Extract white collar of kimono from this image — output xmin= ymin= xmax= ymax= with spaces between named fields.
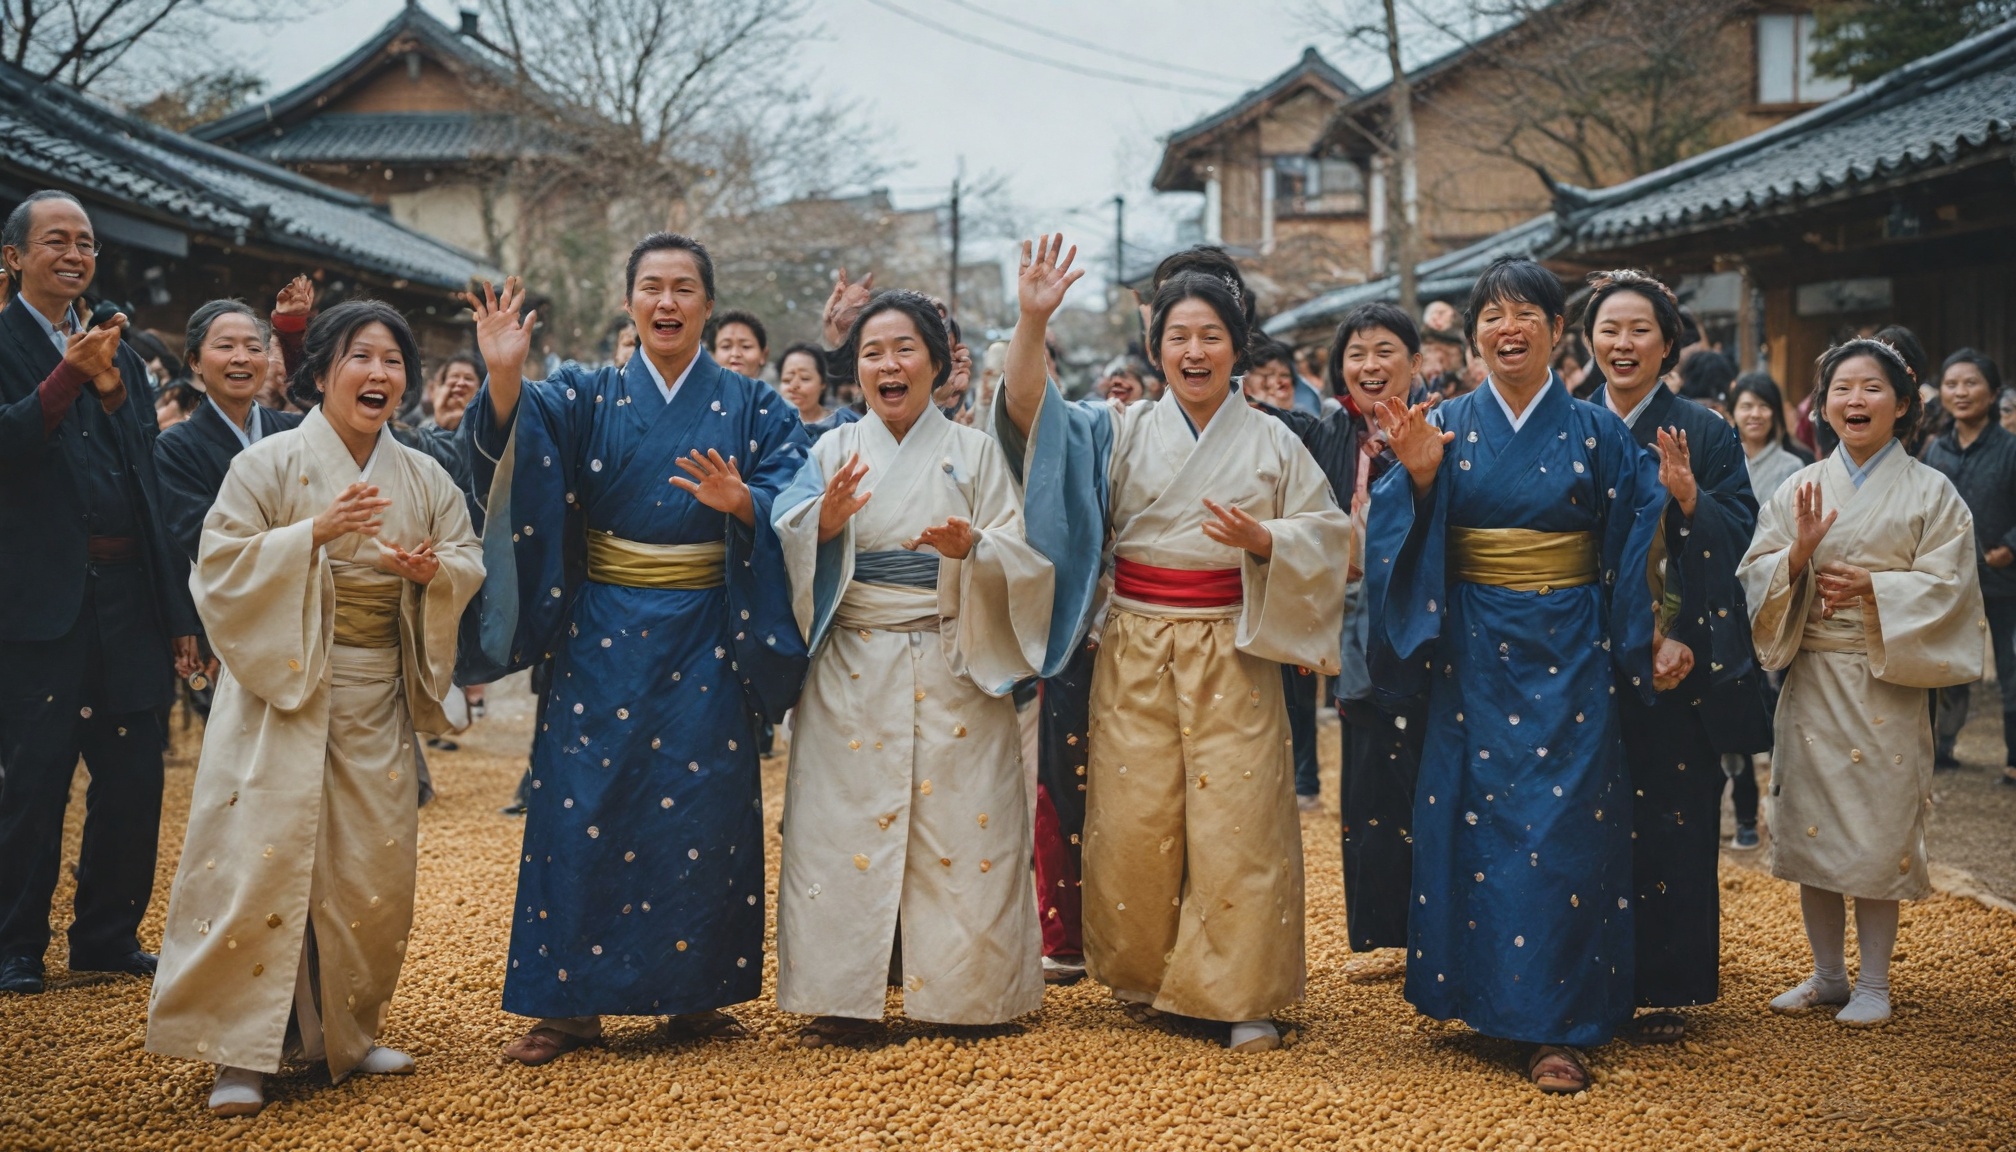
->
xmin=638 ymin=348 xmax=700 ymax=403
xmin=208 ymin=395 xmax=261 ymax=450
xmin=355 ymin=425 xmax=393 ymax=482
xmin=1603 ymin=383 xmax=1661 ymax=429
xmin=1838 ymin=438 xmax=1900 ymax=489
xmin=1485 ymin=372 xmax=1557 ymax=434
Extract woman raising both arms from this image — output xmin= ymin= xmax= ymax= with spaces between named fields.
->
xmin=997 ymin=235 xmax=1349 ymax=1052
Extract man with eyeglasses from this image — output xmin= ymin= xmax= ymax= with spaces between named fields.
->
xmin=0 ymin=189 xmax=199 ymax=995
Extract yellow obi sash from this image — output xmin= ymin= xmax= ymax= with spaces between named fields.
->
xmin=585 ymin=533 xmax=726 ymax=590
xmin=332 ymin=575 xmax=403 ymax=648
xmin=1449 ymin=527 xmax=1599 ymax=593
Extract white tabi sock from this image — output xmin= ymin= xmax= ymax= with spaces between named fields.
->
xmin=1771 ymin=885 xmax=1851 ymax=1012
xmin=355 ymin=1046 xmax=416 ymax=1075
xmin=1838 ymin=897 xmax=1899 ymax=1027
xmin=1226 ymin=1020 xmax=1280 ymax=1051
xmin=208 ymin=1066 xmax=265 ymax=1117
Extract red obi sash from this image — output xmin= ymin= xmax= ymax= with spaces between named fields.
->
xmin=1113 ymin=557 xmax=1243 ymax=608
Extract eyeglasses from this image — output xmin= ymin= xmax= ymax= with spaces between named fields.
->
xmin=34 ymin=237 xmax=97 ymax=257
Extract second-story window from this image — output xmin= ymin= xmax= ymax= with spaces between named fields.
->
xmin=1273 ymin=155 xmax=1365 ymax=216
xmin=1756 ymin=11 xmax=1852 ymax=105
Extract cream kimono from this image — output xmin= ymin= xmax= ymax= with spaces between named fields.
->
xmin=146 ymin=410 xmax=483 ymax=1079
xmin=1011 ymin=386 xmax=1349 ymax=1022
xmin=772 ymin=405 xmax=1055 ymax=1024
xmin=1739 ymin=446 xmax=1987 ymax=901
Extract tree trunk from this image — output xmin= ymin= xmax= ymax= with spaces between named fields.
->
xmin=1383 ymin=0 xmax=1421 ymax=320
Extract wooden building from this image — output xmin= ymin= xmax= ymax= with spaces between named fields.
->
xmin=1269 ymin=19 xmax=2016 ymax=404
xmin=0 ymin=58 xmax=497 ymax=358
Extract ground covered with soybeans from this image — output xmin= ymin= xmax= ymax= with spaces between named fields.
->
xmin=4 ymin=677 xmax=2015 ymax=1152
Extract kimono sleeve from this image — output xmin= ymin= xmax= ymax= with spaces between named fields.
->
xmin=1663 ymin=415 xmax=1760 ymax=685
xmin=1737 ymin=477 xmax=1816 ymax=673
xmin=723 ymin=385 xmax=814 ymax=721
xmin=1863 ymin=476 xmax=1988 ymax=689
xmin=991 ymin=380 xmax=1113 ymax=677
xmin=457 ymin=365 xmax=597 ymax=683
xmin=938 ymin=435 xmax=1055 ymax=696
xmin=1235 ymin=429 xmax=1349 ymax=673
xmin=1363 ymin=427 xmax=1450 ymax=704
xmin=772 ymin=444 xmax=848 ymax=651
xmin=1595 ymin=415 xmax=1664 ymax=703
xmin=194 ymin=445 xmax=328 ymax=713
xmin=406 ymin=455 xmax=486 ymax=716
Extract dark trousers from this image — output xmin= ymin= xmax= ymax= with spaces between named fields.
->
xmin=1935 ymin=596 xmax=2016 ymax=766
xmin=0 ymin=573 xmax=167 ymax=965
xmin=1283 ymin=664 xmax=1320 ymax=797
xmin=1034 ymin=638 xmax=1097 ymax=959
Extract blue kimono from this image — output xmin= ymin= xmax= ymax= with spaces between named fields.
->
xmin=1365 ymin=376 xmax=1664 ymax=1047
xmin=464 ymin=352 xmax=809 ymax=1018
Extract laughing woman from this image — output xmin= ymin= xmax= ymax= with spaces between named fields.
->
xmin=772 ymin=291 xmax=1054 ymax=1045
xmin=145 ymin=301 xmax=484 ymax=1116
xmin=1739 ymin=339 xmax=1986 ymax=1029
xmin=999 ymin=236 xmax=1349 ymax=1052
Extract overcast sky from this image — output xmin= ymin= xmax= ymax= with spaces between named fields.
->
xmin=215 ymin=0 xmax=1377 ymax=275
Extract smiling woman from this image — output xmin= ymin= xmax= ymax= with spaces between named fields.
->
xmin=146 ymin=298 xmax=485 ymax=1117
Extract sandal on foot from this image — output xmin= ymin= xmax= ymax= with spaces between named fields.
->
xmin=1627 ymin=1011 xmax=1686 ymax=1045
xmin=1769 ymin=976 xmax=1851 ymax=1014
xmin=797 ymin=1016 xmax=878 ymax=1048
xmin=1041 ymin=955 xmax=1086 ymax=985
xmin=1527 ymin=1046 xmax=1588 ymax=1094
xmin=659 ymin=1010 xmax=747 ymax=1043
xmin=1227 ymin=1020 xmax=1281 ymax=1052
xmin=501 ymin=1027 xmax=599 ymax=1066
xmin=207 ymin=1067 xmax=265 ymax=1117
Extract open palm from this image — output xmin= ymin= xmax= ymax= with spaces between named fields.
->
xmin=1018 ymin=234 xmax=1084 ymax=321
xmin=462 ymin=276 xmax=535 ymax=378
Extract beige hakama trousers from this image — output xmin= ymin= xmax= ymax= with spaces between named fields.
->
xmin=1080 ymin=608 xmax=1305 ymax=1022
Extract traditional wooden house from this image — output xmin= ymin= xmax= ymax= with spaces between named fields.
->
xmin=1149 ymin=48 xmax=1368 ymax=309
xmin=1269 ymin=19 xmax=2016 ymax=402
xmin=0 ymin=58 xmax=496 ymax=357
xmin=191 ymin=2 xmax=539 ymax=272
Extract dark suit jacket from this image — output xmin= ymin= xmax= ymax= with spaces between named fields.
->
xmin=154 ymin=401 xmax=303 ymax=563
xmin=0 ymin=301 xmax=198 ymax=645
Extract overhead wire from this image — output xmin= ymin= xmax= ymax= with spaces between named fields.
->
xmin=853 ymin=0 xmax=1244 ymax=99
xmin=931 ymin=0 xmax=1258 ymax=86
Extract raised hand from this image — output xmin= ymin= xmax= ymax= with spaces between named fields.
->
xmin=933 ymin=341 xmax=973 ymax=410
xmin=462 ymin=277 xmax=534 ymax=378
xmin=63 ymin=318 xmax=122 ymax=379
xmin=1373 ymin=395 xmax=1453 ymax=497
xmin=1018 ymin=234 xmax=1084 ymax=322
xmin=1652 ymin=633 xmax=1694 ymax=692
xmin=1200 ymin=498 xmax=1272 ymax=560
xmin=1787 ymin=481 xmax=1837 ymax=580
xmin=671 ymin=448 xmax=755 ymax=527
xmin=1815 ymin=561 xmax=1874 ymax=620
xmin=312 ymin=482 xmax=390 ymax=550
xmin=817 ymin=453 xmax=871 ymax=544
xmin=274 ymin=274 xmax=316 ymax=318
xmin=383 ymin=537 xmax=441 ymax=585
xmin=823 ymin=267 xmax=875 ymax=347
xmin=1655 ymin=427 xmax=1697 ymax=519
xmin=907 ymin=516 xmax=973 ymax=560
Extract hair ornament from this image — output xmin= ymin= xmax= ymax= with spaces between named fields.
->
xmin=1222 ymin=275 xmax=1242 ymax=307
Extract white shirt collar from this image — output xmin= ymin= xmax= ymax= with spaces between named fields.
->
xmin=207 ymin=396 xmax=261 ymax=450
xmin=1486 ymin=373 xmax=1554 ymax=434
xmin=638 ymin=350 xmax=700 ymax=403
xmin=1605 ymin=384 xmax=1661 ymax=429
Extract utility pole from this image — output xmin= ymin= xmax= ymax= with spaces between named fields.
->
xmin=1112 ymin=195 xmax=1126 ymax=305
xmin=947 ymin=166 xmax=963 ymax=323
xmin=1383 ymin=0 xmax=1421 ymax=319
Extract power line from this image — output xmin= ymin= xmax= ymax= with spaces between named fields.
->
xmin=933 ymin=0 xmax=1258 ymax=86
xmin=854 ymin=0 xmax=1242 ymax=99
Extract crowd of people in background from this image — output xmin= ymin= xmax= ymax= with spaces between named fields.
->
xmin=1 ymin=183 xmax=2006 ymax=1116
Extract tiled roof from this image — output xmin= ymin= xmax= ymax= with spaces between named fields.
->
xmin=1562 ymin=19 xmax=2016 ymax=248
xmin=1263 ymin=214 xmax=1562 ymax=336
xmin=1155 ymin=48 xmax=1360 ymax=192
xmin=0 ymin=63 xmax=497 ymax=291
xmin=234 ymin=112 xmax=525 ymax=164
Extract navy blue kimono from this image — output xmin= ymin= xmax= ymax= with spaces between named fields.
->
xmin=465 ymin=351 xmax=809 ymax=1018
xmin=1603 ymin=386 xmax=1770 ymax=1011
xmin=1366 ymin=376 xmax=1665 ymax=1047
